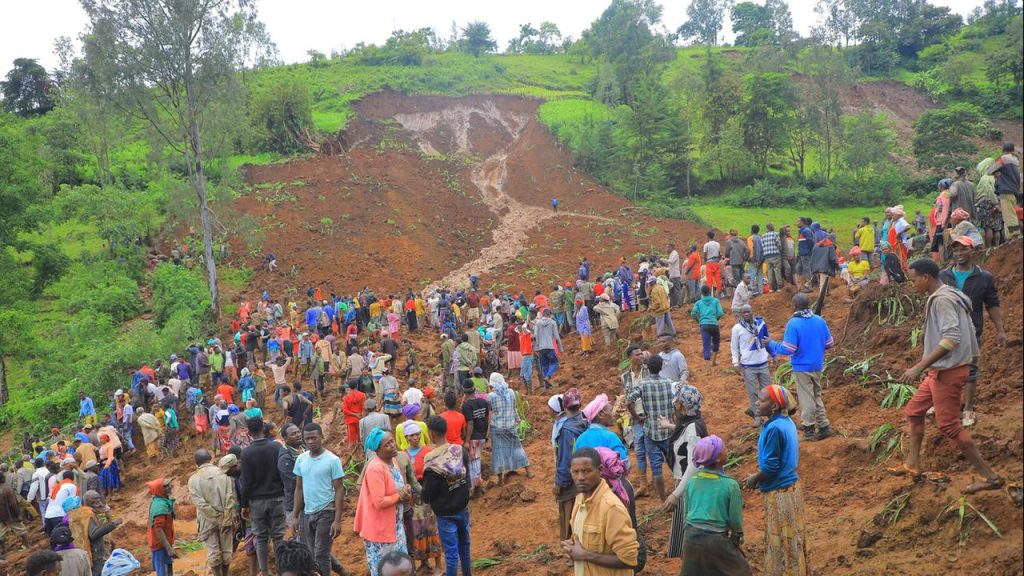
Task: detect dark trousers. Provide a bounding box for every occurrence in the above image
[699,324,721,360]
[301,507,337,576]
[250,497,286,572]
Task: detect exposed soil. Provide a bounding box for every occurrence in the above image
[9,92,1019,575]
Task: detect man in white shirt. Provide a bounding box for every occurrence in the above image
[662,243,683,307]
[26,460,51,527]
[44,470,77,534]
[731,273,751,315]
[730,304,773,426]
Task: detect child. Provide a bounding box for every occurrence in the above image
[146,478,176,576]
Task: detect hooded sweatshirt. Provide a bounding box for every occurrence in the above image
[923,284,978,370]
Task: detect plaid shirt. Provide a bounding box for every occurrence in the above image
[762,231,782,257]
[620,365,651,417]
[626,374,675,441]
[488,391,519,430]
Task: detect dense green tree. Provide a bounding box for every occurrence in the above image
[797,47,849,179]
[742,72,795,175]
[460,21,497,56]
[679,0,734,46]
[586,0,674,105]
[80,0,274,319]
[732,3,773,46]
[697,52,745,180]
[250,77,314,152]
[986,16,1023,100]
[911,103,988,170]
[507,22,564,54]
[1,58,54,116]
[0,114,48,244]
[842,111,897,173]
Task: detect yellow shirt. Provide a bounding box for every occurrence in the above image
[848,259,870,280]
[395,420,430,451]
[854,225,875,253]
[569,481,639,576]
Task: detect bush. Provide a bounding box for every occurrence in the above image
[721,179,814,208]
[250,78,314,153]
[46,261,143,323]
[150,263,210,329]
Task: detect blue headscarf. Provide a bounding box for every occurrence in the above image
[364,427,387,453]
[102,549,141,576]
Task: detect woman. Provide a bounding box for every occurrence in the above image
[97,433,121,497]
[487,373,532,484]
[161,405,180,457]
[974,157,1004,246]
[136,408,163,459]
[228,405,252,449]
[575,298,593,355]
[387,311,401,338]
[931,179,953,262]
[394,404,430,451]
[243,398,263,420]
[886,205,911,277]
[66,491,122,576]
[237,368,256,404]
[354,429,412,576]
[401,422,443,576]
[744,385,809,576]
[379,372,403,420]
[681,436,751,576]
[661,384,709,559]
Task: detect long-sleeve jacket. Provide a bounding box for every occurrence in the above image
[277,444,302,514]
[593,301,620,330]
[555,413,588,488]
[533,317,562,351]
[648,283,669,314]
[750,234,764,263]
[922,284,978,370]
[726,237,748,266]
[187,463,237,531]
[767,312,833,372]
[239,438,284,507]
[575,306,592,336]
[731,317,773,368]
[569,481,639,575]
[757,414,799,492]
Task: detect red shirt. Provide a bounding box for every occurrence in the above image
[594,282,604,296]
[519,332,533,356]
[342,390,366,424]
[533,295,549,309]
[441,410,466,445]
[216,384,235,403]
[147,514,174,551]
[139,366,156,382]
[404,299,416,311]
[686,252,702,280]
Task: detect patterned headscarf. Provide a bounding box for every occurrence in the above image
[595,447,630,507]
[765,384,790,411]
[950,207,970,222]
[692,435,724,467]
[674,384,703,417]
[562,388,582,409]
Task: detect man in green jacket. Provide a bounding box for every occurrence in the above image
[690,285,725,369]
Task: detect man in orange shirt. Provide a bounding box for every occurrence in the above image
[339,381,366,449]
[215,381,236,407]
[440,391,466,446]
[684,244,702,305]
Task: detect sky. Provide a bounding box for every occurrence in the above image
[0,0,991,73]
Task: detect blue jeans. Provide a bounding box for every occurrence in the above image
[537,349,559,383]
[152,549,173,576]
[687,279,699,302]
[643,434,671,479]
[520,355,534,391]
[437,509,472,576]
[632,423,648,474]
[699,324,721,361]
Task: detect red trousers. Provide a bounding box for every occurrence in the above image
[905,364,973,450]
[706,261,722,290]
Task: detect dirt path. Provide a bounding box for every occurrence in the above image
[393,102,611,292]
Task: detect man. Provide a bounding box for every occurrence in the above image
[78,393,96,427]
[625,356,675,501]
[439,335,457,392]
[731,304,774,426]
[619,346,650,496]
[267,357,292,406]
[0,472,29,555]
[658,336,689,393]
[454,334,478,387]
[562,448,639,576]
[284,383,313,428]
[894,258,1004,495]
[949,166,976,222]
[240,417,287,576]
[795,217,814,288]
[533,308,563,389]
[761,223,783,292]
[986,142,1021,238]
[461,380,490,497]
[45,471,77,535]
[277,423,304,530]
[298,333,314,381]
[187,448,237,576]
[731,272,751,316]
[662,243,682,307]
[25,550,63,576]
[725,230,748,293]
[291,423,347,576]
[465,290,481,325]
[684,245,702,304]
[766,293,835,441]
[854,217,875,269]
[553,389,588,540]
[147,477,177,576]
[748,224,764,295]
[359,399,392,459]
[647,276,674,338]
[421,416,472,576]
[938,237,1007,428]
[593,294,620,348]
[702,230,723,297]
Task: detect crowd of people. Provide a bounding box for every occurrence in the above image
[3,146,1019,576]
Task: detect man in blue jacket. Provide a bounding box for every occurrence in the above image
[766,293,835,441]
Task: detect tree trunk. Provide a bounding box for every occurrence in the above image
[0,355,8,406]
[185,81,219,320]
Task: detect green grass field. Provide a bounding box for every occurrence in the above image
[16,220,105,261]
[689,197,932,243]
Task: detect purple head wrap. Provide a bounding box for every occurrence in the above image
[401,403,421,418]
[594,447,630,507]
[692,435,724,468]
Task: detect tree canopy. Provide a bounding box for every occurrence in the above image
[1,58,55,117]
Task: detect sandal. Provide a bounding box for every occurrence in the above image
[922,471,950,483]
[962,476,1005,495]
[887,463,922,479]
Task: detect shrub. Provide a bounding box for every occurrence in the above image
[151,263,210,329]
[250,78,314,153]
[46,261,143,323]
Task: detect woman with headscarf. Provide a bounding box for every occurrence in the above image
[744,385,808,576]
[354,429,412,576]
[487,373,532,485]
[661,383,709,559]
[946,208,984,258]
[146,478,176,576]
[973,157,1004,246]
[680,435,751,576]
[161,405,180,457]
[67,490,122,576]
[932,179,953,262]
[243,398,263,420]
[101,548,141,576]
[886,205,911,277]
[237,368,255,404]
[213,400,232,454]
[394,404,430,451]
[97,434,121,498]
[575,298,593,355]
[399,420,442,575]
[136,407,163,460]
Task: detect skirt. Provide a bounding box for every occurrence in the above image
[364,534,407,576]
[506,351,522,370]
[99,461,121,491]
[763,484,810,576]
[410,502,442,561]
[681,526,752,576]
[976,198,1003,231]
[490,427,529,475]
[667,486,686,558]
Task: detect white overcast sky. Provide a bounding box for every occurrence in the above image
[1,0,990,72]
